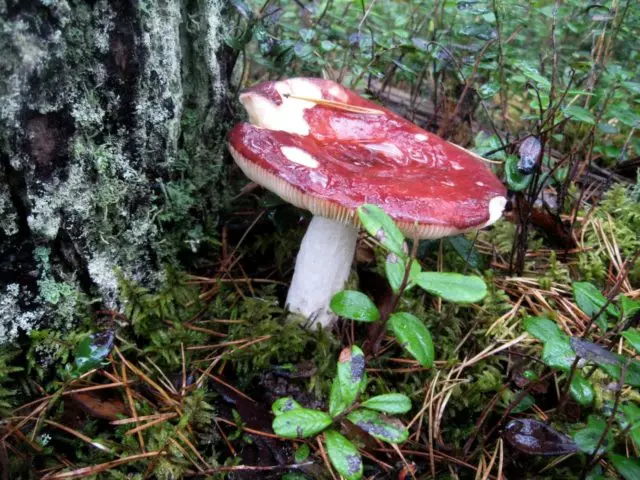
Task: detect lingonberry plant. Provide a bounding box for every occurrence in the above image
[329,204,489,367]
[271,345,411,480]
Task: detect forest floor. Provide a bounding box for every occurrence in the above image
[2,1,640,479]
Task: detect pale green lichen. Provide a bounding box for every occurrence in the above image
[0,0,230,345]
[0,171,19,236]
[0,284,45,344]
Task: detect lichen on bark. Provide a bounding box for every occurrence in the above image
[0,0,233,345]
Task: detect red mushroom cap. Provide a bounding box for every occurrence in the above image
[228,77,507,239]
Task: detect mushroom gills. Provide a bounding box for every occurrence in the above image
[285,216,359,328]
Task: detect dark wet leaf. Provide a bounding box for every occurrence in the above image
[329,346,367,417]
[70,392,127,421]
[74,330,115,375]
[447,235,484,269]
[411,37,432,51]
[524,317,564,343]
[570,338,620,366]
[570,373,595,406]
[357,204,407,258]
[330,291,380,322]
[415,272,487,303]
[324,429,363,480]
[272,397,302,416]
[609,454,640,480]
[503,419,578,455]
[347,409,408,444]
[518,136,542,174]
[387,312,434,368]
[573,415,613,455]
[272,408,332,439]
[230,0,253,19]
[360,394,411,414]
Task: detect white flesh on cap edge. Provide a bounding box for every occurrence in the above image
[285,216,358,329]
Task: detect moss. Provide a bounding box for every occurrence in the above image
[577,184,640,284]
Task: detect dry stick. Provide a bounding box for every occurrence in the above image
[43,451,165,479]
[184,461,314,476]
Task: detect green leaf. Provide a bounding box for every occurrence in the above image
[573,415,612,455]
[294,443,310,463]
[542,337,576,371]
[502,389,535,414]
[360,394,411,414]
[609,454,640,480]
[272,408,332,439]
[573,282,619,319]
[272,397,302,416]
[74,331,114,376]
[324,429,363,480]
[357,204,407,257]
[505,154,532,191]
[598,357,640,387]
[347,409,408,444]
[386,256,420,293]
[385,253,405,294]
[415,272,487,303]
[621,296,640,320]
[516,61,551,90]
[330,291,380,323]
[622,329,640,354]
[329,346,367,417]
[620,403,640,449]
[387,312,434,368]
[570,373,595,406]
[523,317,564,343]
[563,105,596,124]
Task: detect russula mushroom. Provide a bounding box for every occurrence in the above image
[228,77,507,329]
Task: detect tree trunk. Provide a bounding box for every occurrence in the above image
[0,0,233,345]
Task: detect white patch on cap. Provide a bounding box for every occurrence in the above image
[476,181,485,186]
[414,133,428,141]
[281,146,319,168]
[450,161,464,170]
[329,85,349,102]
[483,196,507,228]
[309,170,328,187]
[240,78,323,136]
[365,142,403,159]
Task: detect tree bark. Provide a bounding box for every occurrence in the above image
[0,0,233,345]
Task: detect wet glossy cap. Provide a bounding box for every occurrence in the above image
[228,77,507,238]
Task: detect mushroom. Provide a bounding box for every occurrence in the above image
[228,77,507,329]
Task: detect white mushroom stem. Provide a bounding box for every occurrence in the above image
[285,216,358,329]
